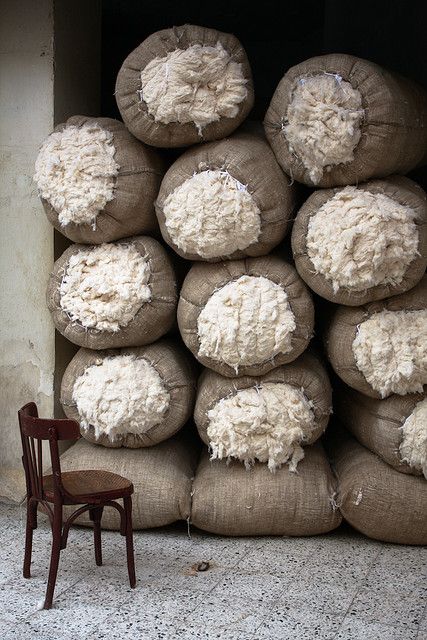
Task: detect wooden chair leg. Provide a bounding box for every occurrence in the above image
[123,497,136,588]
[89,507,103,567]
[44,503,62,610]
[23,499,37,578]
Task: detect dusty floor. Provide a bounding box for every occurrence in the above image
[0,502,426,640]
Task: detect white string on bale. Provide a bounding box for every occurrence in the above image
[34,122,119,227]
[59,243,151,333]
[197,275,296,373]
[162,169,261,259]
[352,309,427,397]
[139,42,248,135]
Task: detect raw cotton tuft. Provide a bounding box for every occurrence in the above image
[139,43,247,133]
[197,275,296,371]
[400,398,427,478]
[207,383,315,471]
[72,354,170,441]
[307,187,419,293]
[284,74,364,184]
[352,309,427,397]
[163,169,261,258]
[34,123,119,226]
[60,243,151,332]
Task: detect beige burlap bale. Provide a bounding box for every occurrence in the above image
[335,386,426,477]
[177,256,314,377]
[264,54,427,187]
[155,131,296,262]
[47,236,177,350]
[60,340,196,448]
[35,116,163,243]
[328,429,427,545]
[292,176,427,305]
[115,24,254,148]
[60,435,198,530]
[324,276,427,399]
[194,351,332,471]
[191,442,341,536]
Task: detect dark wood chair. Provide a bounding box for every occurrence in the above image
[18,402,136,609]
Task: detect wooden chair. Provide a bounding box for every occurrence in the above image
[18,402,136,609]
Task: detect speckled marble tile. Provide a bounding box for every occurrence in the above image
[208,571,286,605]
[334,618,419,639]
[255,606,342,639]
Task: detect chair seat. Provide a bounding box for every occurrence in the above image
[43,470,133,504]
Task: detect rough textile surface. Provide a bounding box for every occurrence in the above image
[59,243,151,332]
[207,382,315,472]
[353,309,427,397]
[284,74,364,184]
[197,275,296,371]
[34,123,119,226]
[400,397,427,478]
[306,187,419,293]
[72,354,170,441]
[139,43,247,133]
[162,169,261,259]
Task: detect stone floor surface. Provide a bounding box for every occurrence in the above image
[0,502,425,639]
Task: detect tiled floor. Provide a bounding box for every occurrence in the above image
[0,502,426,640]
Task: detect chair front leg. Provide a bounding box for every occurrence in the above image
[123,496,136,588]
[44,501,63,609]
[89,506,104,566]
[23,498,37,579]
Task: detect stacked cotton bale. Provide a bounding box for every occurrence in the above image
[265,53,427,544]
[34,29,427,542]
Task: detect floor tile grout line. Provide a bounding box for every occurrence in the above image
[330,545,383,639]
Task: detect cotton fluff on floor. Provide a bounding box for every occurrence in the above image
[352,309,427,397]
[207,383,315,471]
[139,43,247,133]
[163,170,261,258]
[400,397,427,478]
[284,74,364,184]
[72,354,170,441]
[197,275,296,371]
[306,187,419,293]
[34,122,119,226]
[60,243,151,332]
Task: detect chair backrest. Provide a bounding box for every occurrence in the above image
[18,402,80,501]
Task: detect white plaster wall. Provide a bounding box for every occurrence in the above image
[0,0,55,500]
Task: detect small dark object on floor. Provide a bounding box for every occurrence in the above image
[195,561,210,572]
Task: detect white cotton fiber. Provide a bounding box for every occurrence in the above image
[34,123,119,226]
[140,43,247,132]
[163,169,261,258]
[197,275,296,371]
[306,187,419,293]
[352,309,427,397]
[207,383,315,471]
[400,398,427,478]
[60,243,151,332]
[284,74,364,184]
[72,355,170,440]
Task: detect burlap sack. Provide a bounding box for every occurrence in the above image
[177,256,314,377]
[155,131,296,261]
[324,276,427,398]
[60,434,198,530]
[327,429,427,545]
[38,116,163,243]
[292,176,427,305]
[47,236,177,350]
[115,25,254,148]
[194,350,332,450]
[335,385,425,476]
[60,340,196,448]
[191,442,341,536]
[264,54,427,187]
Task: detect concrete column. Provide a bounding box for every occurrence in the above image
[0,0,101,501]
